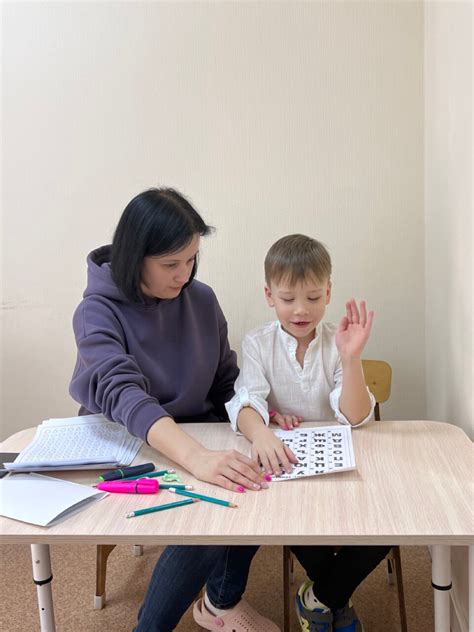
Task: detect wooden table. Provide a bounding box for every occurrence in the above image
[1,420,472,631]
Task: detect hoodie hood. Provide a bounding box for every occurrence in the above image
[83,245,126,302]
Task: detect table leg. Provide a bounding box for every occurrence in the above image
[469,546,474,632]
[431,545,451,631]
[31,544,56,632]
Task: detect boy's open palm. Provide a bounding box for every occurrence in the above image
[336,299,374,360]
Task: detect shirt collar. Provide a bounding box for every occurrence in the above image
[277,321,323,348]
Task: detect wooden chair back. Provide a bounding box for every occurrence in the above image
[361,359,392,421]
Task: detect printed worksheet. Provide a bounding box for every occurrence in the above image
[4,415,142,471]
[271,425,356,481]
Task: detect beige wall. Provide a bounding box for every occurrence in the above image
[424,3,473,631]
[1,2,425,441]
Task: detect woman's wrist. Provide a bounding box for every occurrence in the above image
[146,416,208,474]
[187,446,210,476]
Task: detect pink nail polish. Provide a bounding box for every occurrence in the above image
[264,473,272,482]
[284,424,289,430]
[236,485,245,493]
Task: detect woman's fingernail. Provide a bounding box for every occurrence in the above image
[236,485,245,493]
[284,424,289,430]
[264,473,272,481]
[252,483,261,490]
[261,481,269,489]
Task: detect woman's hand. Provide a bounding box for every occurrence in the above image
[147,416,267,493]
[271,412,303,430]
[250,425,298,477]
[188,448,269,493]
[336,299,374,360]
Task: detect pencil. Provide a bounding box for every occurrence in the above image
[125,498,198,518]
[168,488,237,508]
[121,469,176,481]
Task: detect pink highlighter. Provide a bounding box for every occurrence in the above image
[97,478,159,494]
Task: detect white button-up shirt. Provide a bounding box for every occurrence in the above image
[225,320,375,432]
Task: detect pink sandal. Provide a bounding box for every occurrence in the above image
[193,597,281,631]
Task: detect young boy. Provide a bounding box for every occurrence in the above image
[225,234,390,632]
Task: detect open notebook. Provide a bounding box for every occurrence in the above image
[0,473,107,526]
[4,414,142,472]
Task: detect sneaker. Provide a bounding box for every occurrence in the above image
[333,600,363,632]
[295,580,333,632]
[193,597,281,631]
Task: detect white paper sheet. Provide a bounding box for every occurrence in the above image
[270,425,356,480]
[0,473,107,526]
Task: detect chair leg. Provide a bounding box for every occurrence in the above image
[94,544,116,609]
[386,556,395,585]
[392,546,408,632]
[283,546,291,632]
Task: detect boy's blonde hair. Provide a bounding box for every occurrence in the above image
[264,234,332,287]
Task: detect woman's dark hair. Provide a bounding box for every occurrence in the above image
[111,187,213,303]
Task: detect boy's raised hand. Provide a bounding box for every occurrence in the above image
[336,299,374,360]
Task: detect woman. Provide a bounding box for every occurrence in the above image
[69,187,278,632]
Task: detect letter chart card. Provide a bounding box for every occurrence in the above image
[271,425,356,481]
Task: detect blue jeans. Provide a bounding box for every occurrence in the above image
[134,545,259,632]
[134,543,390,630]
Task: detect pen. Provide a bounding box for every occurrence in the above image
[168,488,237,508]
[101,479,192,491]
[93,468,177,487]
[125,498,198,518]
[158,484,193,490]
[98,462,155,482]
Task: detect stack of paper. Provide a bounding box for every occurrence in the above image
[4,414,142,472]
[0,473,107,526]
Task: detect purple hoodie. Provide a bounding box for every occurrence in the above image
[69,245,239,441]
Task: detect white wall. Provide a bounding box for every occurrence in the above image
[2,1,424,441]
[425,3,473,631]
